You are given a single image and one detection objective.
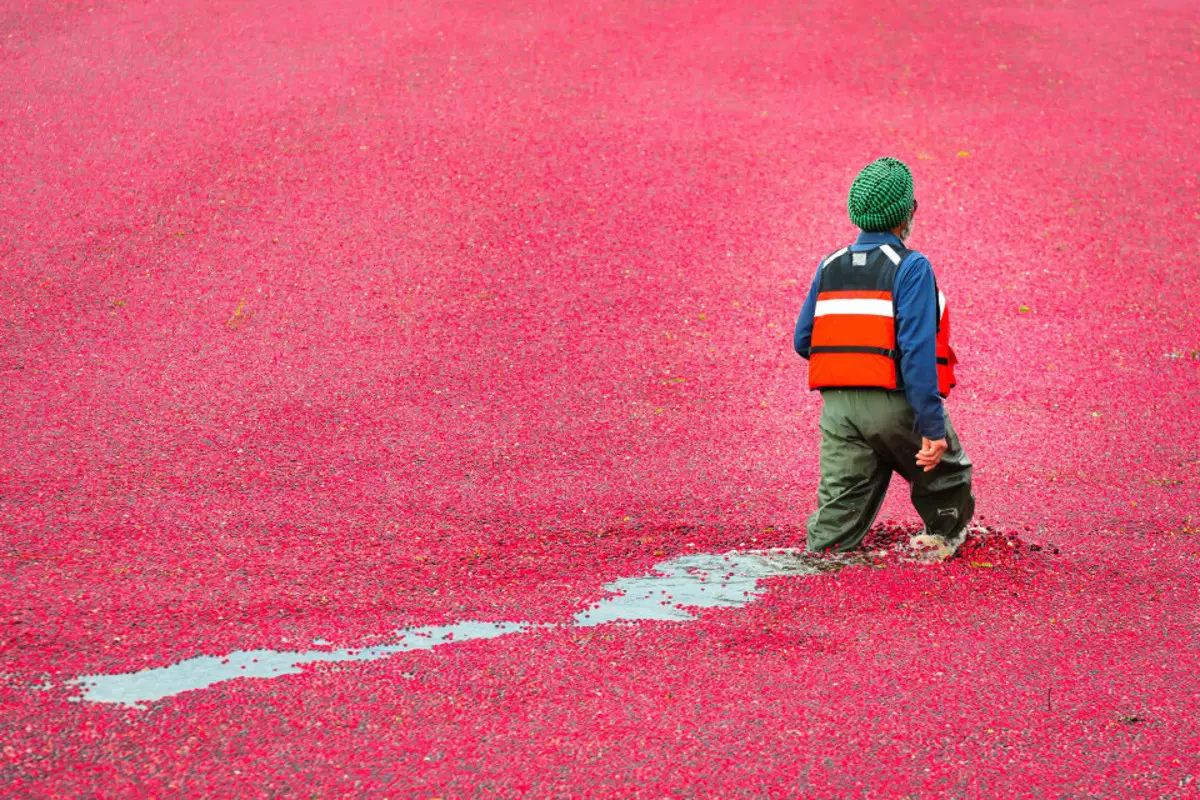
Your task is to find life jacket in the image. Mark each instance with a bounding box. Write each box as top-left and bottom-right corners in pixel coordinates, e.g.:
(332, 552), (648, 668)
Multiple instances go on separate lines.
(935, 286), (957, 397)
(809, 242), (956, 398)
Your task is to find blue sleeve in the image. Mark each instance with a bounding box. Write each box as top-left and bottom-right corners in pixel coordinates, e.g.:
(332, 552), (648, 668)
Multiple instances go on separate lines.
(793, 266), (821, 359)
(894, 254), (946, 440)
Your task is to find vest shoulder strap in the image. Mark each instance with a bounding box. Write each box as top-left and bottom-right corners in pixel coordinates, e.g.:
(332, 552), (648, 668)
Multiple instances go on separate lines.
(821, 247), (848, 268)
(879, 242), (915, 266)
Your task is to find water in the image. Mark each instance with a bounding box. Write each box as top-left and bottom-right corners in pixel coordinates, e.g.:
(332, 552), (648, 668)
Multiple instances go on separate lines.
(73, 621), (527, 705)
(573, 549), (830, 626)
(67, 549), (840, 706)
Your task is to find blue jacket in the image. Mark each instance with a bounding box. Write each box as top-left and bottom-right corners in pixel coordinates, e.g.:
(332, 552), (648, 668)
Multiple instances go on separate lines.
(793, 231), (946, 440)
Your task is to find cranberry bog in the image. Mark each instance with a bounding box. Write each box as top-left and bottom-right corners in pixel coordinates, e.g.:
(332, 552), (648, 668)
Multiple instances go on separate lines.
(2, 1), (1197, 797)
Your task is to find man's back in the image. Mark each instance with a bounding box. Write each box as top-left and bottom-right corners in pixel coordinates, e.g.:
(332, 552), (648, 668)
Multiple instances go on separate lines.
(795, 231), (947, 441)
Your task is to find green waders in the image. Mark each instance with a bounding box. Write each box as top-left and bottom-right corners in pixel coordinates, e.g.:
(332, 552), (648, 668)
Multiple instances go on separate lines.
(806, 389), (975, 553)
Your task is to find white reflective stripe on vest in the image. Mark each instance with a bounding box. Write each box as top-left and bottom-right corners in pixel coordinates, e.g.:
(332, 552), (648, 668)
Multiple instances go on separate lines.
(823, 247), (848, 267)
(938, 290), (946, 317)
(879, 244), (901, 265)
(814, 298), (894, 317)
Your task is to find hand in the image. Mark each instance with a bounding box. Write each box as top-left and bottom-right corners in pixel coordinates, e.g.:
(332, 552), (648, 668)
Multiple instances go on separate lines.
(916, 437), (948, 472)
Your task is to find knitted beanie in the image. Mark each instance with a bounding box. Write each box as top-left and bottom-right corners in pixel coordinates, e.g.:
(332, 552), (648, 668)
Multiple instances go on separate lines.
(848, 157), (915, 232)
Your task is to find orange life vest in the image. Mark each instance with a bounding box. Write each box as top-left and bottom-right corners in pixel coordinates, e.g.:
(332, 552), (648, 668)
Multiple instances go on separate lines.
(809, 243), (956, 398)
(935, 288), (957, 397)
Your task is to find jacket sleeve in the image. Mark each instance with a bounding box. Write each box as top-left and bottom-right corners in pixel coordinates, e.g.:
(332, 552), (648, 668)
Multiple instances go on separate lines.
(793, 267), (821, 359)
(893, 254), (946, 440)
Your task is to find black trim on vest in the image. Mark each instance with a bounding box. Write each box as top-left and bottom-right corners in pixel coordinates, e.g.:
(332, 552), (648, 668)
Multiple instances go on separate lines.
(932, 274), (942, 333)
(817, 245), (912, 293)
(811, 345), (900, 359)
(936, 357), (950, 365)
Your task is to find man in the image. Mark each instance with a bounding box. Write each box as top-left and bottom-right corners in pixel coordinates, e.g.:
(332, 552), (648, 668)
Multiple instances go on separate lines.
(793, 157), (974, 559)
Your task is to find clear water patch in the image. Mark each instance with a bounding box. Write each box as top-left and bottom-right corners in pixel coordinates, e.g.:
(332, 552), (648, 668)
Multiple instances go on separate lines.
(574, 549), (836, 626)
(66, 549), (845, 707)
(72, 621), (527, 705)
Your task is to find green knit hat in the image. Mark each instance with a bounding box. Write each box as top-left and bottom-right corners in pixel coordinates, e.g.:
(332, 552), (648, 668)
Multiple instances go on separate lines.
(848, 157), (915, 232)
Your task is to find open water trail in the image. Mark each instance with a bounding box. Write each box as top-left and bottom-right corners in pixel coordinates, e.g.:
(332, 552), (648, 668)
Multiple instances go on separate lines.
(69, 549), (844, 706)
